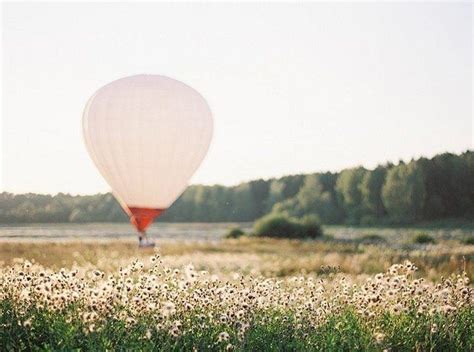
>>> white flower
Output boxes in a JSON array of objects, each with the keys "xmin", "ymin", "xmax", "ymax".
[{"xmin": 218, "ymin": 331, "xmax": 230, "ymax": 342}]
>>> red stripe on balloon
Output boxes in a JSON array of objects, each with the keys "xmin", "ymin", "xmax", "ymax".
[{"xmin": 127, "ymin": 207, "xmax": 165, "ymax": 233}]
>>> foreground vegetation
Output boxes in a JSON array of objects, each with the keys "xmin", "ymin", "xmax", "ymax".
[
  {"xmin": 1, "ymin": 235, "xmax": 472, "ymax": 350},
  {"xmin": 1, "ymin": 151, "xmax": 472, "ymax": 225},
  {"xmin": 1, "ymin": 253, "xmax": 472, "ymax": 351}
]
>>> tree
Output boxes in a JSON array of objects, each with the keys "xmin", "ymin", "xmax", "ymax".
[
  {"xmin": 249, "ymin": 179, "xmax": 270, "ymax": 218},
  {"xmin": 265, "ymin": 180, "xmax": 286, "ymax": 212},
  {"xmin": 230, "ymin": 183, "xmax": 257, "ymax": 221},
  {"xmin": 0, "ymin": 151, "xmax": 471, "ymax": 225},
  {"xmin": 294, "ymin": 174, "xmax": 342, "ymax": 223},
  {"xmin": 416, "ymin": 152, "xmax": 474, "ymax": 220},
  {"xmin": 335, "ymin": 167, "xmax": 367, "ymax": 224},
  {"xmin": 359, "ymin": 166, "xmax": 387, "ymax": 219},
  {"xmin": 382, "ymin": 162, "xmax": 425, "ymax": 223}
]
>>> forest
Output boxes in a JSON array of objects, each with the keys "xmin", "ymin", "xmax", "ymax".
[{"xmin": 1, "ymin": 151, "xmax": 472, "ymax": 225}]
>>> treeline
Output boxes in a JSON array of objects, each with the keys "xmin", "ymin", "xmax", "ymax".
[{"xmin": 0, "ymin": 151, "xmax": 472, "ymax": 225}]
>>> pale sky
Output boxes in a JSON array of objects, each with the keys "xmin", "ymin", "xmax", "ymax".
[{"xmin": 1, "ymin": 2, "xmax": 472, "ymax": 195}]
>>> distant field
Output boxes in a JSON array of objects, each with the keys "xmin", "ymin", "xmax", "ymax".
[{"xmin": 0, "ymin": 231, "xmax": 472, "ymax": 280}]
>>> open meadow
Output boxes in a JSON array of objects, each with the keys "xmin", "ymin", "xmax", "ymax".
[
  {"xmin": 1, "ymin": 227, "xmax": 473, "ymax": 351},
  {"xmin": 3, "ymin": 1, "xmax": 472, "ymax": 350}
]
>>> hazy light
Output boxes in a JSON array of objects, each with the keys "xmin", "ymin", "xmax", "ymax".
[{"xmin": 1, "ymin": 2, "xmax": 472, "ymax": 194}]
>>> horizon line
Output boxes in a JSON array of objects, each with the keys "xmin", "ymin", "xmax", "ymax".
[{"xmin": 2, "ymin": 148, "xmax": 471, "ymax": 197}]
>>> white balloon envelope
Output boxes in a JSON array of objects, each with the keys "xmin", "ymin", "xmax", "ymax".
[{"xmin": 83, "ymin": 75, "xmax": 213, "ymax": 233}]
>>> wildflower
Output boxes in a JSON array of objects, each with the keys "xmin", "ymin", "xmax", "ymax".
[
  {"xmin": 162, "ymin": 302, "xmax": 176, "ymax": 317},
  {"xmin": 93, "ymin": 270, "xmax": 103, "ymax": 278},
  {"xmin": 442, "ymin": 305, "xmax": 456, "ymax": 314},
  {"xmin": 170, "ymin": 326, "xmax": 180, "ymax": 337},
  {"xmin": 145, "ymin": 329, "xmax": 152, "ymax": 340},
  {"xmin": 219, "ymin": 314, "xmax": 228, "ymax": 323},
  {"xmin": 374, "ymin": 332, "xmax": 385, "ymax": 344},
  {"xmin": 218, "ymin": 331, "xmax": 230, "ymax": 342},
  {"xmin": 392, "ymin": 303, "xmax": 403, "ymax": 315}
]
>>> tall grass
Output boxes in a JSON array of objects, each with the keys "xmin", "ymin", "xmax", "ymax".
[{"xmin": 1, "ymin": 255, "xmax": 472, "ymax": 351}]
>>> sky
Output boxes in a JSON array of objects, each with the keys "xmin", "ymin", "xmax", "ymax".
[{"xmin": 1, "ymin": 2, "xmax": 472, "ymax": 195}]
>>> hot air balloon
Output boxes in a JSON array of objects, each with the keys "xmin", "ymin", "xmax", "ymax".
[{"xmin": 82, "ymin": 75, "xmax": 213, "ymax": 246}]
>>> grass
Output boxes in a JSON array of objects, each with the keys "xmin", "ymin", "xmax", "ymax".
[
  {"xmin": 0, "ymin": 236, "xmax": 472, "ymax": 280},
  {"xmin": 0, "ymin": 253, "xmax": 472, "ymax": 351},
  {"xmin": 462, "ymin": 237, "xmax": 474, "ymax": 245},
  {"xmin": 412, "ymin": 232, "xmax": 436, "ymax": 245},
  {"xmin": 0, "ymin": 234, "xmax": 473, "ymax": 351},
  {"xmin": 2, "ymin": 304, "xmax": 471, "ymax": 351},
  {"xmin": 359, "ymin": 233, "xmax": 386, "ymax": 244}
]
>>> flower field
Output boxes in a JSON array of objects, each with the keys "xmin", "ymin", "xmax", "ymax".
[{"xmin": 0, "ymin": 237, "xmax": 473, "ymax": 351}]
